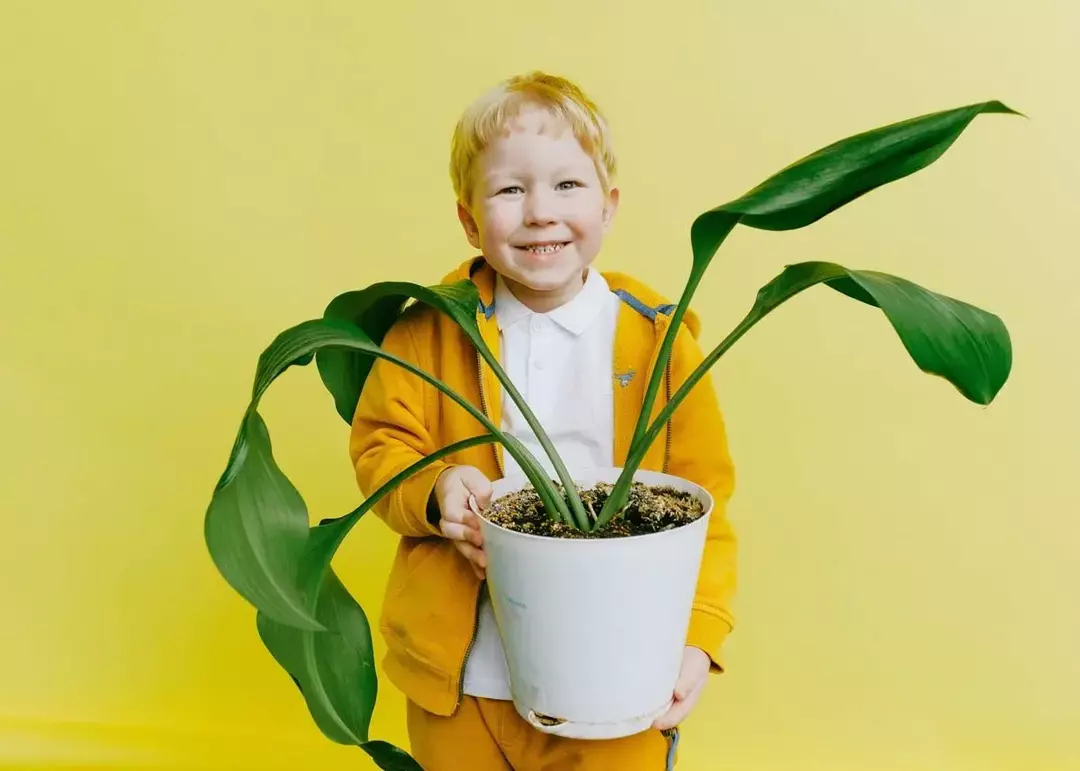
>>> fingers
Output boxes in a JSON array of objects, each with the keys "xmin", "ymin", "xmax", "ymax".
[
  {"xmin": 674, "ymin": 647, "xmax": 712, "ymax": 699},
  {"xmin": 439, "ymin": 515, "xmax": 486, "ymax": 578},
  {"xmin": 453, "ymin": 540, "xmax": 486, "ymax": 580},
  {"xmin": 654, "ymin": 649, "xmax": 710, "ymax": 730},
  {"xmin": 440, "ymin": 517, "xmax": 483, "ymax": 548},
  {"xmin": 652, "ymin": 679, "xmax": 704, "ymax": 730},
  {"xmin": 438, "ymin": 466, "xmax": 490, "ymax": 523},
  {"xmin": 453, "ymin": 540, "xmax": 487, "ymax": 567},
  {"xmin": 434, "ymin": 466, "xmax": 492, "ymax": 579},
  {"xmin": 674, "ymin": 668, "xmax": 703, "ymax": 701}
]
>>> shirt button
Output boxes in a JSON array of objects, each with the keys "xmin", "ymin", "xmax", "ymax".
[
  {"xmin": 530, "ymin": 318, "xmax": 543, "ymax": 333},
  {"xmin": 533, "ymin": 359, "xmax": 545, "ymax": 370}
]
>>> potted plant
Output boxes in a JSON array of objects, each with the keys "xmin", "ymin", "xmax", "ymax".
[{"xmin": 205, "ymin": 99, "xmax": 1018, "ymax": 768}]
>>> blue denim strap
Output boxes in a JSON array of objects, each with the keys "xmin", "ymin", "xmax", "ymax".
[{"xmin": 662, "ymin": 727, "xmax": 680, "ymax": 770}]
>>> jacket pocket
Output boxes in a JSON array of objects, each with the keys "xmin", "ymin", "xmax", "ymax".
[{"xmin": 379, "ymin": 539, "xmax": 476, "ymax": 675}]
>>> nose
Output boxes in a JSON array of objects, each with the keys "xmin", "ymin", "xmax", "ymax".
[{"xmin": 523, "ymin": 189, "xmax": 558, "ymax": 226}]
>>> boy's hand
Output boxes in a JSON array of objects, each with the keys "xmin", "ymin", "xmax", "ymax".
[
  {"xmin": 652, "ymin": 646, "xmax": 711, "ymax": 730},
  {"xmin": 434, "ymin": 465, "xmax": 492, "ymax": 579}
]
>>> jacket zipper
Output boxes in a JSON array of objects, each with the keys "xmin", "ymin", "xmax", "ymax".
[{"xmin": 456, "ymin": 580, "xmax": 484, "ymax": 709}]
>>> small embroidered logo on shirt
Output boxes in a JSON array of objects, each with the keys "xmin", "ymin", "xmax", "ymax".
[{"xmin": 614, "ymin": 369, "xmax": 636, "ymax": 387}]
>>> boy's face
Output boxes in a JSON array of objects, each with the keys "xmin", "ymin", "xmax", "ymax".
[{"xmin": 458, "ymin": 105, "xmax": 619, "ymax": 312}]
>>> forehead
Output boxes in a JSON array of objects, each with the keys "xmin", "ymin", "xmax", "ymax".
[{"xmin": 479, "ymin": 106, "xmax": 594, "ymax": 171}]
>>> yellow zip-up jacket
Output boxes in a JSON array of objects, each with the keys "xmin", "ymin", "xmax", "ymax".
[{"xmin": 350, "ymin": 256, "xmax": 737, "ymax": 717}]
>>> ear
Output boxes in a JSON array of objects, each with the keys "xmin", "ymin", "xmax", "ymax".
[
  {"xmin": 602, "ymin": 187, "xmax": 620, "ymax": 232},
  {"xmin": 457, "ymin": 201, "xmax": 481, "ymax": 249}
]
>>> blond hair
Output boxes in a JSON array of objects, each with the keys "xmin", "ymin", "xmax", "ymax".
[{"xmin": 449, "ymin": 71, "xmax": 617, "ymax": 207}]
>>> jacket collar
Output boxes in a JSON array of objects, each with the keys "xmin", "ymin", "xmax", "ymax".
[{"xmin": 442, "ymin": 255, "xmax": 701, "ymax": 338}]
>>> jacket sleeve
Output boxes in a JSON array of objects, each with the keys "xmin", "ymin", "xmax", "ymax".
[
  {"xmin": 349, "ymin": 314, "xmax": 447, "ymax": 539},
  {"xmin": 666, "ymin": 322, "xmax": 738, "ymax": 673}
]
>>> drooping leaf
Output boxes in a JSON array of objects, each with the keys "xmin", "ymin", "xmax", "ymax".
[
  {"xmin": 257, "ymin": 568, "xmax": 376, "ymax": 745},
  {"xmin": 205, "ymin": 410, "xmax": 322, "ymax": 630},
  {"xmin": 748, "ymin": 261, "xmax": 1011, "ymax": 403},
  {"xmin": 317, "ymin": 280, "xmax": 483, "ymax": 424},
  {"xmin": 823, "ymin": 266, "xmax": 1012, "ymax": 404},
  {"xmin": 361, "ymin": 741, "xmax": 425, "ymax": 770},
  {"xmin": 206, "ymin": 318, "xmax": 401, "ymax": 631}
]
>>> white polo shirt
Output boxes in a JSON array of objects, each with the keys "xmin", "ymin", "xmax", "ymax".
[{"xmin": 461, "ymin": 266, "xmax": 621, "ymax": 700}]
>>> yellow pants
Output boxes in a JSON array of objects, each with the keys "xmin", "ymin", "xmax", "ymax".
[{"xmin": 406, "ymin": 697, "xmax": 679, "ymax": 771}]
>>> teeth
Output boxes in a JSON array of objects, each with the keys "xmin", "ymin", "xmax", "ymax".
[{"xmin": 526, "ymin": 243, "xmax": 565, "ymax": 254}]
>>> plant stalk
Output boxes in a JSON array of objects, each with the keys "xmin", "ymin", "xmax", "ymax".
[
  {"xmin": 473, "ymin": 345, "xmax": 592, "ymax": 531},
  {"xmin": 594, "ymin": 308, "xmax": 759, "ymax": 530}
]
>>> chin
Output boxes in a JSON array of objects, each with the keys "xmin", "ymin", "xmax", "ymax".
[{"xmin": 512, "ymin": 267, "xmax": 584, "ymax": 292}]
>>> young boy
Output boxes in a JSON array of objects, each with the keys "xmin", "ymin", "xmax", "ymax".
[{"xmin": 350, "ymin": 71, "xmax": 737, "ymax": 771}]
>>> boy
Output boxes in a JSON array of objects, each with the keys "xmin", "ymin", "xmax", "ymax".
[{"xmin": 350, "ymin": 71, "xmax": 737, "ymax": 771}]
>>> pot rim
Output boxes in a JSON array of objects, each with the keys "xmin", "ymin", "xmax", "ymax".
[
  {"xmin": 476, "ymin": 508, "xmax": 712, "ymax": 545},
  {"xmin": 478, "ymin": 469, "xmax": 715, "ymax": 545}
]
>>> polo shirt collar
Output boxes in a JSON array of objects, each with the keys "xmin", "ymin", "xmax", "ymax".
[{"xmin": 494, "ymin": 268, "xmax": 609, "ymax": 337}]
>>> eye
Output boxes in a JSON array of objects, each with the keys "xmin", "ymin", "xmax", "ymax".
[
  {"xmin": 497, "ymin": 185, "xmax": 524, "ymax": 195},
  {"xmin": 556, "ymin": 180, "xmax": 582, "ymax": 191}
]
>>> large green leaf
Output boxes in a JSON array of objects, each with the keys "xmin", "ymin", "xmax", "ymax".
[
  {"xmin": 256, "ymin": 568, "xmax": 376, "ymax": 744},
  {"xmin": 616, "ymin": 100, "xmax": 1019, "ymax": 521},
  {"xmin": 316, "ymin": 280, "xmax": 589, "ymax": 529},
  {"xmin": 317, "ymin": 280, "xmax": 482, "ymax": 424},
  {"xmin": 690, "ymin": 101, "xmax": 1020, "ymax": 265},
  {"xmin": 723, "ymin": 101, "xmax": 1020, "ymax": 230},
  {"xmin": 205, "ymin": 410, "xmax": 322, "ymax": 630},
  {"xmin": 746, "ymin": 260, "xmax": 1011, "ymax": 404},
  {"xmin": 823, "ymin": 267, "xmax": 1011, "ymax": 404},
  {"xmin": 206, "ymin": 317, "xmax": 405, "ymax": 631}
]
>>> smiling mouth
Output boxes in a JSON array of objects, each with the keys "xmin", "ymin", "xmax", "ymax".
[{"xmin": 516, "ymin": 242, "xmax": 569, "ymax": 255}]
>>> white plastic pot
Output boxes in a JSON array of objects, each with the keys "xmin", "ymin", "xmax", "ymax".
[{"xmin": 476, "ymin": 466, "xmax": 712, "ymax": 740}]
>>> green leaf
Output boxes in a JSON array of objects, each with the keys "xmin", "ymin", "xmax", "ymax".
[
  {"xmin": 824, "ymin": 266, "xmax": 1012, "ymax": 404},
  {"xmin": 611, "ymin": 260, "xmax": 1011, "ymax": 529},
  {"xmin": 256, "ymin": 568, "xmax": 376, "ymax": 745},
  {"xmin": 750, "ymin": 261, "xmax": 1010, "ymax": 403},
  {"xmin": 205, "ymin": 410, "xmax": 322, "ymax": 630},
  {"xmin": 687, "ymin": 101, "xmax": 1020, "ymax": 274},
  {"xmin": 715, "ymin": 101, "xmax": 1021, "ymax": 231},
  {"xmin": 317, "ymin": 281, "xmax": 482, "ymax": 424},
  {"xmin": 361, "ymin": 741, "xmax": 425, "ymax": 770}
]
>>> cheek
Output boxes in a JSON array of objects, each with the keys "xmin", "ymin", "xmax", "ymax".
[
  {"xmin": 566, "ymin": 193, "xmax": 608, "ymax": 232},
  {"xmin": 478, "ymin": 201, "xmax": 518, "ymax": 244},
  {"xmin": 565, "ymin": 207, "xmax": 606, "ymax": 240}
]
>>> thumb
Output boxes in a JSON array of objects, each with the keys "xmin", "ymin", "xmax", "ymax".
[
  {"xmin": 674, "ymin": 671, "xmax": 694, "ymax": 701},
  {"xmin": 458, "ymin": 466, "xmax": 493, "ymax": 507},
  {"xmin": 674, "ymin": 648, "xmax": 708, "ymax": 699}
]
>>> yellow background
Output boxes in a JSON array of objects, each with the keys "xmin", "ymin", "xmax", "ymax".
[{"xmin": 2, "ymin": 1, "xmax": 1077, "ymax": 768}]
